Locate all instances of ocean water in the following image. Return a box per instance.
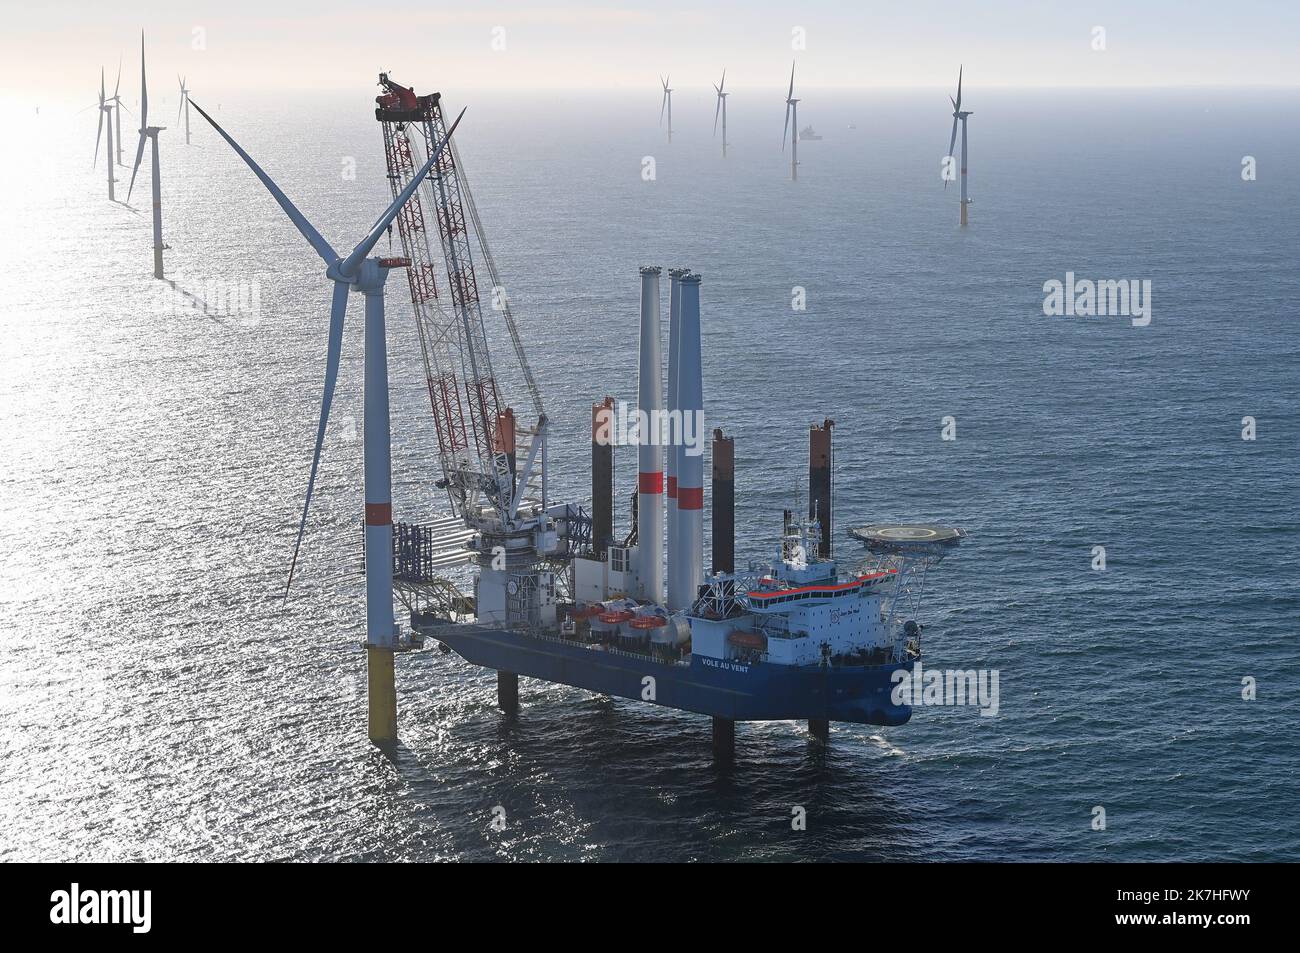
[0,86,1296,862]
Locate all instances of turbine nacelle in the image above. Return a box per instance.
[324,256,393,288]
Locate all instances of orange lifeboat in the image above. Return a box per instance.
[727,630,767,650]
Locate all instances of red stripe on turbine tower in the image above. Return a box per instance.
[678,486,703,509]
[365,502,393,525]
[639,472,664,493]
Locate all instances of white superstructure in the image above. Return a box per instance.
[687,521,898,667]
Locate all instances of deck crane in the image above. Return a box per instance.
[374,73,585,630]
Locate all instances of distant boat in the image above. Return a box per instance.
[800,125,823,140]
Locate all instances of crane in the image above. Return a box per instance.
[374,74,584,630]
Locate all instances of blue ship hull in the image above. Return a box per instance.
[437,627,914,725]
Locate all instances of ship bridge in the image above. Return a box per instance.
[746,571,893,613]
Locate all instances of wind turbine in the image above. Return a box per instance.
[187,94,466,743]
[659,75,673,144]
[945,65,973,226]
[177,75,192,144]
[127,31,166,278]
[782,61,799,181]
[713,69,729,157]
[108,59,130,166]
[93,68,116,201]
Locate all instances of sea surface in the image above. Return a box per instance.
[0,86,1296,861]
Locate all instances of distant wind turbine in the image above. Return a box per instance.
[127,31,167,278]
[177,75,192,144]
[660,75,673,144]
[713,69,729,157]
[93,68,117,201]
[108,59,131,166]
[782,61,799,181]
[945,66,973,226]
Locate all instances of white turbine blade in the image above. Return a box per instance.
[788,61,795,101]
[285,280,349,599]
[188,97,339,266]
[660,88,667,125]
[94,108,105,168]
[127,129,147,200]
[138,31,148,130]
[782,101,791,152]
[94,69,105,167]
[719,68,726,94]
[714,91,722,134]
[955,65,963,112]
[113,58,121,98]
[343,106,466,276]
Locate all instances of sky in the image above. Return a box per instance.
[3,0,1300,103]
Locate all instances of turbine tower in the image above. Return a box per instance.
[713,69,729,157]
[189,95,466,745]
[659,75,673,144]
[177,75,192,144]
[127,31,166,278]
[945,66,973,226]
[782,61,799,181]
[93,68,116,202]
